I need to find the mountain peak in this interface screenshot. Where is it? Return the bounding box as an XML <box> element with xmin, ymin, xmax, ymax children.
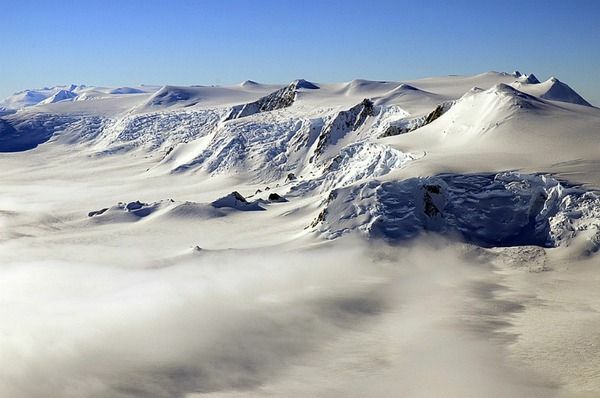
<box><xmin>240</xmin><ymin>80</ymin><xmax>259</xmax><ymax>87</ymax></box>
<box><xmin>291</xmin><ymin>79</ymin><xmax>319</xmax><ymax>90</ymax></box>
<box><xmin>540</xmin><ymin>77</ymin><xmax>592</xmax><ymax>106</ymax></box>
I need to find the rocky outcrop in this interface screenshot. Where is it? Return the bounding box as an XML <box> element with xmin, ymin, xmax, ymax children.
<box><xmin>423</xmin><ymin>184</ymin><xmax>442</xmax><ymax>217</ymax></box>
<box><xmin>211</xmin><ymin>191</ymin><xmax>264</xmax><ymax>211</ymax></box>
<box><xmin>379</xmin><ymin>124</ymin><xmax>411</xmax><ymax>138</ymax></box>
<box><xmin>312</xmin><ymin>99</ymin><xmax>375</xmax><ymax>160</ymax></box>
<box><xmin>226</xmin><ymin>79</ymin><xmax>319</xmax><ymax>121</ymax></box>
<box><xmin>379</xmin><ymin>101</ymin><xmax>454</xmax><ymax>138</ymax></box>
<box><xmin>87</xmin><ymin>200</ymin><xmax>172</xmax><ymax>221</ymax></box>
<box><xmin>88</xmin><ymin>208</ymin><xmax>109</xmax><ymax>217</ymax></box>
<box><xmin>268</xmin><ymin>193</ymin><xmax>287</xmax><ymax>202</ymax></box>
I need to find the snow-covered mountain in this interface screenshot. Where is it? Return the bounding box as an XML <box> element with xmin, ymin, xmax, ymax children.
<box><xmin>1</xmin><ymin>71</ymin><xmax>600</xmax><ymax>398</ymax></box>
<box><xmin>0</xmin><ymin>72</ymin><xmax>598</xmax><ymax>246</ymax></box>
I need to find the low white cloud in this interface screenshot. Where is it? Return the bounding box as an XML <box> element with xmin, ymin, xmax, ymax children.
<box><xmin>0</xmin><ymin>237</ymin><xmax>561</xmax><ymax>397</ymax></box>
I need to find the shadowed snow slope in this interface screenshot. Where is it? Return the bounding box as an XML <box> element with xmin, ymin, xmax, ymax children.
<box><xmin>512</xmin><ymin>77</ymin><xmax>592</xmax><ymax>107</ymax></box>
<box><xmin>39</xmin><ymin>89</ymin><xmax>78</xmax><ymax>105</ymax></box>
<box><xmin>109</xmin><ymin>87</ymin><xmax>146</xmax><ymax>95</ymax></box>
<box><xmin>383</xmin><ymin>83</ymin><xmax>600</xmax><ymax>168</ymax></box>
<box><xmin>315</xmin><ymin>172</ymin><xmax>600</xmax><ymax>249</ymax></box>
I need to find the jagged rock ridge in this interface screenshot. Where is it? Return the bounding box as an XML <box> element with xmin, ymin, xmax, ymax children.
<box><xmin>226</xmin><ymin>79</ymin><xmax>319</xmax><ymax>121</ymax></box>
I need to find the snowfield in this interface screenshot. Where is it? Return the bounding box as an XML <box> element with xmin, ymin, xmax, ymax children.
<box><xmin>1</xmin><ymin>71</ymin><xmax>600</xmax><ymax>398</ymax></box>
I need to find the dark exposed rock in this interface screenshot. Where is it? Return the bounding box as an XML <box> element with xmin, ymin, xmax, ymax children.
<box><xmin>126</xmin><ymin>201</ymin><xmax>146</xmax><ymax>211</ymax></box>
<box><xmin>378</xmin><ymin>101</ymin><xmax>454</xmax><ymax>139</ymax></box>
<box><xmin>423</xmin><ymin>192</ymin><xmax>441</xmax><ymax>217</ymax></box>
<box><xmin>312</xmin><ymin>98</ymin><xmax>375</xmax><ymax>161</ymax></box>
<box><xmin>423</xmin><ymin>184</ymin><xmax>443</xmax><ymax>217</ymax></box>
<box><xmin>309</xmin><ymin>208</ymin><xmax>328</xmax><ymax>228</ymax></box>
<box><xmin>88</xmin><ymin>208</ymin><xmax>109</xmax><ymax>217</ymax></box>
<box><xmin>268</xmin><ymin>193</ymin><xmax>287</xmax><ymax>202</ymax></box>
<box><xmin>379</xmin><ymin>125</ymin><xmax>410</xmax><ymax>138</ymax></box>
<box><xmin>424</xmin><ymin>103</ymin><xmax>449</xmax><ymax>124</ymax></box>
<box><xmin>211</xmin><ymin>191</ymin><xmax>264</xmax><ymax>211</ymax></box>
<box><xmin>231</xmin><ymin>191</ymin><xmax>247</xmax><ymax>202</ymax></box>
<box><xmin>424</xmin><ymin>184</ymin><xmax>441</xmax><ymax>194</ymax></box>
<box><xmin>286</xmin><ymin>173</ymin><xmax>297</xmax><ymax>181</ymax></box>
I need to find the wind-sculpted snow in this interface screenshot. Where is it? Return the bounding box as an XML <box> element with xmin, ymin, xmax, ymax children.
<box><xmin>316</xmin><ymin>172</ymin><xmax>600</xmax><ymax>249</ymax></box>
<box><xmin>87</xmin><ymin>200</ymin><xmax>173</xmax><ymax>223</ymax></box>
<box><xmin>0</xmin><ymin>85</ymin><xmax>84</xmax><ymax>109</ymax></box>
<box><xmin>370</xmin><ymin>105</ymin><xmax>410</xmax><ymax>137</ymax></box>
<box><xmin>39</xmin><ymin>89</ymin><xmax>78</xmax><ymax>105</ymax></box>
<box><xmin>291</xmin><ymin>142</ymin><xmax>417</xmax><ymax>194</ymax></box>
<box><xmin>170</xmin><ymin>102</ymin><xmax>419</xmax><ymax>182</ymax></box>
<box><xmin>143</xmin><ymin>85</ymin><xmax>194</xmax><ymax>107</ymax></box>
<box><xmin>173</xmin><ymin>115</ymin><xmax>320</xmax><ymax>178</ymax></box>
<box><xmin>98</xmin><ymin>109</ymin><xmax>223</xmax><ymax>152</ymax></box>
<box><xmin>109</xmin><ymin>87</ymin><xmax>146</xmax><ymax>95</ymax></box>
<box><xmin>512</xmin><ymin>77</ymin><xmax>592</xmax><ymax>107</ymax></box>
<box><xmin>86</xmin><ymin>198</ymin><xmax>242</xmax><ymax>224</ymax></box>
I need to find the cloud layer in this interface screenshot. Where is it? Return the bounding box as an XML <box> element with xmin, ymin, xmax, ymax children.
<box><xmin>0</xmin><ymin>238</ymin><xmax>560</xmax><ymax>397</ymax></box>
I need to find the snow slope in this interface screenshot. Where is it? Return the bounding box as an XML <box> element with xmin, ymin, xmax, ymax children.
<box><xmin>512</xmin><ymin>76</ymin><xmax>593</xmax><ymax>107</ymax></box>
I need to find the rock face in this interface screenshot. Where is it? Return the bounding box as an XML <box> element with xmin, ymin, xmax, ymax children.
<box><xmin>379</xmin><ymin>101</ymin><xmax>454</xmax><ymax>138</ymax></box>
<box><xmin>423</xmin><ymin>102</ymin><xmax>450</xmax><ymax>124</ymax></box>
<box><xmin>312</xmin><ymin>98</ymin><xmax>375</xmax><ymax>160</ymax></box>
<box><xmin>521</xmin><ymin>74</ymin><xmax>540</xmax><ymax>84</ymax></box>
<box><xmin>268</xmin><ymin>193</ymin><xmax>287</xmax><ymax>202</ymax></box>
<box><xmin>379</xmin><ymin>124</ymin><xmax>410</xmax><ymax>138</ymax></box>
<box><xmin>423</xmin><ymin>184</ymin><xmax>443</xmax><ymax>217</ymax></box>
<box><xmin>88</xmin><ymin>208</ymin><xmax>109</xmax><ymax>217</ymax></box>
<box><xmin>226</xmin><ymin>79</ymin><xmax>319</xmax><ymax>121</ymax></box>
<box><xmin>126</xmin><ymin>201</ymin><xmax>146</xmax><ymax>211</ymax></box>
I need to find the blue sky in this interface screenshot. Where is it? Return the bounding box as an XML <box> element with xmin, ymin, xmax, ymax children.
<box><xmin>1</xmin><ymin>0</ymin><xmax>599</xmax><ymax>104</ymax></box>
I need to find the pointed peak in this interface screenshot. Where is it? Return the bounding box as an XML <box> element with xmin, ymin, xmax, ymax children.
<box><xmin>525</xmin><ymin>74</ymin><xmax>540</xmax><ymax>84</ymax></box>
<box><xmin>463</xmin><ymin>86</ymin><xmax>484</xmax><ymax>97</ymax></box>
<box><xmin>514</xmin><ymin>73</ymin><xmax>540</xmax><ymax>85</ymax></box>
<box><xmin>396</xmin><ymin>83</ymin><xmax>420</xmax><ymax>91</ymax></box>
<box><xmin>291</xmin><ymin>79</ymin><xmax>319</xmax><ymax>90</ymax></box>
<box><xmin>481</xmin><ymin>83</ymin><xmax>540</xmax><ymax>105</ymax></box>
<box><xmin>240</xmin><ymin>80</ymin><xmax>259</xmax><ymax>87</ymax></box>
